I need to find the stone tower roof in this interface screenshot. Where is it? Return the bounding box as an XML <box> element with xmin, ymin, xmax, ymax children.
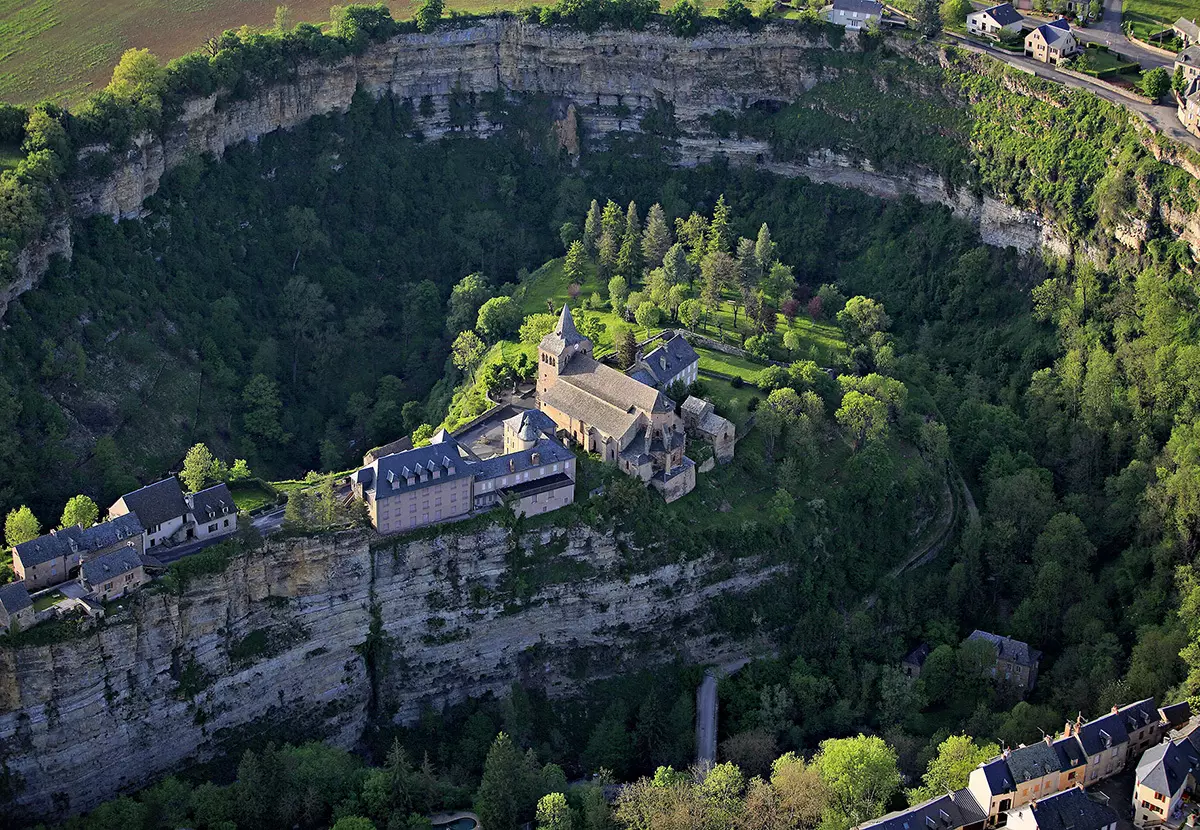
<box><xmin>539</xmin><ymin>304</ymin><xmax>591</xmax><ymax>358</ymax></box>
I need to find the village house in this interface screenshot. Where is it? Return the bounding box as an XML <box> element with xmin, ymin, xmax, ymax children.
<box><xmin>627</xmin><ymin>331</ymin><xmax>699</xmax><ymax>392</ymax></box>
<box><xmin>968</xmin><ymin>757</ymin><xmax>1019</xmax><ymax>826</ymax></box>
<box><xmin>12</xmin><ymin>512</ymin><xmax>146</xmax><ymax>591</ymax></box>
<box><xmin>350</xmin><ymin>421</ymin><xmax>577</xmax><ymax>534</ymax></box>
<box><xmin>900</xmin><ymin>643</ymin><xmax>932</xmax><ymax>679</ymax></box>
<box><xmin>1005</xmin><ymin>787</ymin><xmax>1119</xmax><ymax>830</ymax></box>
<box><xmin>1132</xmin><ymin>714</ymin><xmax>1200</xmax><ymax>828</ymax></box>
<box><xmin>968</xmin><ymin>3</ymin><xmax>1024</xmax><ymax>39</ymax></box>
<box><xmin>109</xmin><ymin>477</ymin><xmax>238</xmax><ymax>549</ymax></box>
<box><xmin>821</xmin><ymin>0</ymin><xmax>883</xmax><ymax>29</ymax></box>
<box><xmin>187</xmin><ymin>483</ymin><xmax>238</xmax><ymax>541</ymax></box>
<box><xmin>967</xmin><ymin>630</ymin><xmax>1041</xmax><ymax>693</ymax></box>
<box><xmin>1176</xmin><ymin>46</ymin><xmax>1200</xmax><ymax>84</ymax></box>
<box><xmin>1006</xmin><ymin>740</ymin><xmax>1067</xmax><ymax>808</ymax></box>
<box><xmin>681</xmin><ymin>396</ymin><xmax>736</xmax><ymax>464</ymax></box>
<box><xmin>1175</xmin><ymin>17</ymin><xmax>1200</xmax><ymax>47</ymax></box>
<box><xmin>1051</xmin><ymin>735</ymin><xmax>1089</xmax><ymax>791</ymax></box>
<box><xmin>0</xmin><ymin>581</ymin><xmax>33</xmax><ymax>635</ymax></box>
<box><xmin>1065</xmin><ymin>710</ymin><xmax>1131</xmax><ymax>784</ymax></box>
<box><xmin>80</xmin><ymin>546</ymin><xmax>149</xmax><ymax>604</ymax></box>
<box><xmin>858</xmin><ymin>788</ymin><xmax>986</xmax><ymax>830</ymax></box>
<box><xmin>1178</xmin><ymin>78</ymin><xmax>1200</xmax><ymax>138</ymax></box>
<box><xmin>1123</xmin><ymin>698</ymin><xmax>1170</xmax><ymax>756</ymax></box>
<box><xmin>1025</xmin><ymin>19</ymin><xmax>1079</xmax><ymax>65</ymax></box>
<box><xmin>538</xmin><ymin>305</ymin><xmax>696</xmax><ymax>502</ymax></box>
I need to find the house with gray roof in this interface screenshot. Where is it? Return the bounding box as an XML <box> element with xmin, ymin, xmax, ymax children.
<box><xmin>967</xmin><ymin>630</ymin><xmax>1041</xmax><ymax>693</ymax></box>
<box><xmin>822</xmin><ymin>0</ymin><xmax>883</xmax><ymax>30</ymax></box>
<box><xmin>1025</xmin><ymin>19</ymin><xmax>1079</xmax><ymax>65</ymax></box>
<box><xmin>628</xmin><ymin>331</ymin><xmax>699</xmax><ymax>393</ymax></box>
<box><xmin>1175</xmin><ymin>17</ymin><xmax>1200</xmax><ymax>46</ymax></box>
<box><xmin>1006</xmin><ymin>787</ymin><xmax>1118</xmax><ymax>830</ymax></box>
<box><xmin>187</xmin><ymin>482</ymin><xmax>238</xmax><ymax>542</ymax></box>
<box><xmin>859</xmin><ymin>788</ymin><xmax>986</xmax><ymax>830</ymax></box>
<box><xmin>13</xmin><ymin>512</ymin><xmax>146</xmax><ymax>591</ymax></box>
<box><xmin>1063</xmin><ymin>709</ymin><xmax>1130</xmax><ymax>784</ymax></box>
<box><xmin>1176</xmin><ymin>45</ymin><xmax>1200</xmax><ymax>86</ymax></box>
<box><xmin>1005</xmin><ymin>741</ymin><xmax>1065</xmax><ymax>807</ymax></box>
<box><xmin>1132</xmin><ymin>716</ymin><xmax>1200</xmax><ymax>827</ymax></box>
<box><xmin>1120</xmin><ymin>698</ymin><xmax>1168</xmax><ymax>755</ymax></box>
<box><xmin>968</xmin><ymin>3</ymin><xmax>1024</xmax><ymax>39</ymax></box>
<box><xmin>79</xmin><ymin>546</ymin><xmax>148</xmax><ymax>603</ymax></box>
<box><xmin>968</xmin><ymin>757</ymin><xmax>1018</xmax><ymax>826</ymax></box>
<box><xmin>110</xmin><ymin>476</ymin><xmax>190</xmax><ymax>549</ymax></box>
<box><xmin>0</xmin><ymin>581</ymin><xmax>33</xmax><ymax>634</ymax></box>
<box><xmin>1161</xmin><ymin>702</ymin><xmax>1192</xmax><ymax>730</ymax></box>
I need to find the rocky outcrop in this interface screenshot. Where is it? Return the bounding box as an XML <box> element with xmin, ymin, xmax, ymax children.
<box><xmin>1</xmin><ymin>19</ymin><xmax>1099</xmax><ymax>320</ymax></box>
<box><xmin>0</xmin><ymin>522</ymin><xmax>779</xmax><ymax>821</ymax></box>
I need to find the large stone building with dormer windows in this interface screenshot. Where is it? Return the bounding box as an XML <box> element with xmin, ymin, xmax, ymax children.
<box><xmin>537</xmin><ymin>305</ymin><xmax>696</xmax><ymax>502</ymax></box>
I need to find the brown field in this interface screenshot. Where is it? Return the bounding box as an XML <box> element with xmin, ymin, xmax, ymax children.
<box><xmin>0</xmin><ymin>0</ymin><xmax>521</xmax><ymax>105</ymax></box>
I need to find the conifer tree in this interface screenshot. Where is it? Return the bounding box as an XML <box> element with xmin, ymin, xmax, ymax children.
<box><xmin>642</xmin><ymin>203</ymin><xmax>672</xmax><ymax>269</ymax></box>
<box><xmin>707</xmin><ymin>194</ymin><xmax>732</xmax><ymax>255</ymax></box>
<box><xmin>755</xmin><ymin>223</ymin><xmax>777</xmax><ymax>272</ymax></box>
<box><xmin>582</xmin><ymin>200</ymin><xmax>602</xmax><ymax>253</ymax></box>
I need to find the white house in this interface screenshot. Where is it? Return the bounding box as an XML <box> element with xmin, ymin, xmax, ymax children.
<box><xmin>967</xmin><ymin>3</ymin><xmax>1024</xmax><ymax>38</ymax></box>
<box><xmin>109</xmin><ymin>477</ymin><xmax>190</xmax><ymax>549</ymax></box>
<box><xmin>821</xmin><ymin>0</ymin><xmax>883</xmax><ymax>30</ymax></box>
<box><xmin>1024</xmin><ymin>19</ymin><xmax>1079</xmax><ymax>65</ymax></box>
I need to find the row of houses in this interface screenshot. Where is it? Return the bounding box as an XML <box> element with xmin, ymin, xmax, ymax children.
<box><xmin>0</xmin><ymin>477</ymin><xmax>239</xmax><ymax>634</ymax></box>
<box><xmin>860</xmin><ymin>699</ymin><xmax>1199</xmax><ymax>830</ymax></box>
<box><xmin>967</xmin><ymin>4</ymin><xmax>1081</xmax><ymax>65</ymax></box>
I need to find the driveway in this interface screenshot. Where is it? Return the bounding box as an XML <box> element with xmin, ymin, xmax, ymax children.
<box><xmin>252</xmin><ymin>506</ymin><xmax>286</xmax><ymax>537</ymax></box>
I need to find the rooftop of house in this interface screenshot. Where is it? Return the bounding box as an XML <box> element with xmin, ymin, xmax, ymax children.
<box><xmin>1176</xmin><ymin>17</ymin><xmax>1200</xmax><ymax>39</ymax></box>
<box><xmin>189</xmin><ymin>483</ymin><xmax>237</xmax><ymax>522</ymax></box>
<box><xmin>352</xmin><ymin>432</ymin><xmax>472</xmax><ymax>500</ymax></box>
<box><xmin>1075</xmin><ymin>711</ymin><xmax>1130</xmax><ymax>756</ymax></box>
<box><xmin>363</xmin><ymin>435</ymin><xmax>413</xmax><ymax>466</ymax></box>
<box><xmin>1178</xmin><ymin>45</ymin><xmax>1200</xmax><ymax>64</ymax></box>
<box><xmin>1052</xmin><ymin>735</ymin><xmax>1088</xmax><ymax>770</ymax></box>
<box><xmin>1030</xmin><ymin>18</ymin><xmax>1072</xmax><ymax>46</ymax></box>
<box><xmin>1019</xmin><ymin>787</ymin><xmax>1119</xmax><ymax>830</ymax></box>
<box><xmin>560</xmin><ymin>353</ymin><xmax>674</xmax><ymax>416</ymax></box>
<box><xmin>967</xmin><ymin>630</ymin><xmax>1041</xmax><ymax>667</ymax></box>
<box><xmin>1119</xmin><ymin>698</ymin><xmax>1161</xmax><ymax>733</ymax></box>
<box><xmin>903</xmin><ymin>643</ymin><xmax>932</xmax><ymax>667</ymax></box>
<box><xmin>1137</xmin><ymin>729</ymin><xmax>1200</xmax><ymax>796</ymax></box>
<box><xmin>539</xmin><ymin>304</ymin><xmax>591</xmax><ymax>357</ymax></box>
<box><xmin>0</xmin><ymin>580</ymin><xmax>32</xmax><ymax>616</ymax></box>
<box><xmin>14</xmin><ymin>513</ymin><xmax>145</xmax><ymax>568</ymax></box>
<box><xmin>503</xmin><ymin>409</ymin><xmax>559</xmax><ymax>443</ymax></box>
<box><xmin>81</xmin><ymin>545</ymin><xmax>143</xmax><ymax>587</ymax></box>
<box><xmin>541</xmin><ymin>378</ymin><xmax>642</xmax><ymax>443</ymax></box>
<box><xmin>474</xmin><ymin>438</ymin><xmax>574</xmax><ymax>481</ymax></box>
<box><xmin>681</xmin><ymin>396</ymin><xmax>714</xmax><ymax>420</ymax></box>
<box><xmin>979</xmin><ymin>756</ymin><xmax>1016</xmax><ymax>795</ymax></box>
<box><xmin>1161</xmin><ymin>702</ymin><xmax>1193</xmax><ymax>729</ymax></box>
<box><xmin>1006</xmin><ymin>741</ymin><xmax>1062</xmax><ymax>783</ymax></box>
<box><xmin>114</xmin><ymin>476</ymin><xmax>189</xmax><ymax>529</ymax></box>
<box><xmin>628</xmin><ymin>332</ymin><xmax>699</xmax><ymax>389</ymax></box>
<box><xmin>830</xmin><ymin>0</ymin><xmax>883</xmax><ymax>13</ymax></box>
<box><xmin>860</xmin><ymin>788</ymin><xmax>986</xmax><ymax>830</ymax></box>
<box><xmin>978</xmin><ymin>3</ymin><xmax>1023</xmax><ymax>25</ymax></box>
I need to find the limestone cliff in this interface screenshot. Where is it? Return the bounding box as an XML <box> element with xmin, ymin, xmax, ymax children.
<box><xmin>2</xmin><ymin>19</ymin><xmax>1091</xmax><ymax>320</ymax></box>
<box><xmin>0</xmin><ymin>522</ymin><xmax>779</xmax><ymax>821</ymax></box>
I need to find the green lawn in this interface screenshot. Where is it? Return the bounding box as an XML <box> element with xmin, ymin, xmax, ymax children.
<box><xmin>32</xmin><ymin>591</ymin><xmax>64</xmax><ymax>612</ymax></box>
<box><xmin>229</xmin><ymin>480</ymin><xmax>277</xmax><ymax>513</ymax></box>
<box><xmin>1075</xmin><ymin>45</ymin><xmax>1142</xmax><ymax>76</ymax></box>
<box><xmin>695</xmin><ymin>346</ymin><xmax>767</xmax><ymax>380</ymax></box>
<box><xmin>1124</xmin><ymin>0</ymin><xmax>1200</xmax><ymax>41</ymax></box>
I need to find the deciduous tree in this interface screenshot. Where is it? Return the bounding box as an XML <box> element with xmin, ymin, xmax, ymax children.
<box><xmin>60</xmin><ymin>495</ymin><xmax>99</xmax><ymax>530</ymax></box>
<box><xmin>181</xmin><ymin>443</ymin><xmax>216</xmax><ymax>493</ymax></box>
<box><xmin>5</xmin><ymin>505</ymin><xmax>39</xmax><ymax>546</ymax></box>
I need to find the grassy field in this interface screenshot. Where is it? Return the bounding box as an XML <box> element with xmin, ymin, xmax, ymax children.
<box><xmin>0</xmin><ymin>0</ymin><xmax>521</xmax><ymax>105</ymax></box>
<box><xmin>1124</xmin><ymin>0</ymin><xmax>1200</xmax><ymax>41</ymax></box>
<box><xmin>229</xmin><ymin>479</ymin><xmax>277</xmax><ymax>512</ymax></box>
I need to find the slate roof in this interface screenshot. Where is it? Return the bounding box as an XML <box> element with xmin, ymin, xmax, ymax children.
<box><xmin>1076</xmin><ymin>712</ymin><xmax>1129</xmax><ymax>756</ymax></box>
<box><xmin>560</xmin><ymin>354</ymin><xmax>674</xmax><ymax>416</ymax></box>
<box><xmin>682</xmin><ymin>396</ymin><xmax>713</xmax><ymax>420</ymax></box>
<box><xmin>14</xmin><ymin>513</ymin><xmax>145</xmax><ymax>568</ymax></box>
<box><xmin>1006</xmin><ymin>741</ymin><xmax>1062</xmax><ymax>782</ymax></box>
<box><xmin>0</xmin><ymin>581</ymin><xmax>32</xmax><ymax>615</ymax></box>
<box><xmin>1176</xmin><ymin>17</ymin><xmax>1200</xmax><ymax>40</ymax></box>
<box><xmin>1137</xmin><ymin>734</ymin><xmax>1200</xmax><ymax>797</ymax></box>
<box><xmin>474</xmin><ymin>439</ymin><xmax>574</xmax><ymax>481</ymax></box>
<box><xmin>630</xmin><ymin>332</ymin><xmax>699</xmax><ymax>389</ymax></box>
<box><xmin>1161</xmin><ymin>702</ymin><xmax>1193</xmax><ymax>729</ymax></box>
<box><xmin>542</xmin><ymin>375</ymin><xmax>643</xmax><ymax>442</ymax></box>
<box><xmin>355</xmin><ymin>434</ymin><xmax>471</xmax><ymax>501</ymax></box>
<box><xmin>1024</xmin><ymin>787</ymin><xmax>1119</xmax><ymax>830</ymax></box>
<box><xmin>1177</xmin><ymin>45</ymin><xmax>1200</xmax><ymax>65</ymax></box>
<box><xmin>1119</xmin><ymin>698</ymin><xmax>1161</xmax><ymax>733</ymax></box>
<box><xmin>81</xmin><ymin>545</ymin><xmax>143</xmax><ymax>586</ymax></box>
<box><xmin>979</xmin><ymin>757</ymin><xmax>1016</xmax><ymax>795</ymax></box>
<box><xmin>903</xmin><ymin>643</ymin><xmax>932</xmax><ymax>668</ymax></box>
<box><xmin>1031</xmin><ymin>19</ymin><xmax>1072</xmax><ymax>46</ymax></box>
<box><xmin>831</xmin><ymin>0</ymin><xmax>882</xmax><ymax>13</ymax></box>
<box><xmin>1052</xmin><ymin>735</ymin><xmax>1088</xmax><ymax>770</ymax></box>
<box><xmin>977</xmin><ymin>3</ymin><xmax>1023</xmax><ymax>25</ymax></box>
<box><xmin>967</xmin><ymin>630</ymin><xmax>1041</xmax><ymax>668</ymax></box>
<box><xmin>539</xmin><ymin>305</ymin><xmax>591</xmax><ymax>357</ymax></box>
<box><xmin>116</xmin><ymin>477</ymin><xmax>188</xmax><ymax>529</ymax></box>
<box><xmin>189</xmin><ymin>483</ymin><xmax>237</xmax><ymax>522</ymax></box>
<box><xmin>503</xmin><ymin>409</ymin><xmax>559</xmax><ymax>442</ymax></box>
<box><xmin>859</xmin><ymin>788</ymin><xmax>985</xmax><ymax>830</ymax></box>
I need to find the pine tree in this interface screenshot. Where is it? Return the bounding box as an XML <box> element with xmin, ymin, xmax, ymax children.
<box><xmin>642</xmin><ymin>203</ymin><xmax>672</xmax><ymax>268</ymax></box>
<box><xmin>600</xmin><ymin>200</ymin><xmax>623</xmax><ymax>240</ymax></box>
<box><xmin>582</xmin><ymin>200</ymin><xmax>602</xmax><ymax>253</ymax></box>
<box><xmin>564</xmin><ymin>240</ymin><xmax>589</xmax><ymax>284</ymax></box>
<box><xmin>707</xmin><ymin>194</ymin><xmax>732</xmax><ymax>255</ymax></box>
<box><xmin>618</xmin><ymin>201</ymin><xmax>642</xmax><ymax>278</ymax></box>
<box><xmin>663</xmin><ymin>243</ymin><xmax>691</xmax><ymax>287</ymax></box>
<box><xmin>755</xmin><ymin>223</ymin><xmax>777</xmax><ymax>272</ymax></box>
<box><xmin>475</xmin><ymin>732</ymin><xmax>531</xmax><ymax>830</ymax></box>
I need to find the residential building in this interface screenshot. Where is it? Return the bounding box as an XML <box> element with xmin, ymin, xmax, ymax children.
<box><xmin>80</xmin><ymin>546</ymin><xmax>149</xmax><ymax>604</ymax></box>
<box><xmin>109</xmin><ymin>477</ymin><xmax>190</xmax><ymax>549</ymax></box>
<box><xmin>1160</xmin><ymin>702</ymin><xmax>1193</xmax><ymax>730</ymax></box>
<box><xmin>1065</xmin><ymin>710</ymin><xmax>1130</xmax><ymax>784</ymax></box>
<box><xmin>627</xmin><ymin>331</ymin><xmax>699</xmax><ymax>392</ymax></box>
<box><xmin>968</xmin><ymin>757</ymin><xmax>1018</xmax><ymax>826</ymax></box>
<box><xmin>1175</xmin><ymin>17</ymin><xmax>1200</xmax><ymax>46</ymax></box>
<box><xmin>350</xmin><ymin>425</ymin><xmax>577</xmax><ymax>534</ymax></box>
<box><xmin>967</xmin><ymin>630</ymin><xmax>1041</xmax><ymax>693</ymax></box>
<box><xmin>1025</xmin><ymin>19</ymin><xmax>1079</xmax><ymax>65</ymax></box>
<box><xmin>0</xmin><ymin>581</ymin><xmax>33</xmax><ymax>635</ymax></box>
<box><xmin>1121</xmin><ymin>698</ymin><xmax>1168</xmax><ymax>756</ymax></box>
<box><xmin>538</xmin><ymin>306</ymin><xmax>695</xmax><ymax>502</ymax></box>
<box><xmin>821</xmin><ymin>0</ymin><xmax>883</xmax><ymax>30</ymax></box>
<box><xmin>858</xmin><ymin>788</ymin><xmax>986</xmax><ymax>830</ymax></box>
<box><xmin>12</xmin><ymin>513</ymin><xmax>146</xmax><ymax>590</ymax></box>
<box><xmin>1178</xmin><ymin>78</ymin><xmax>1200</xmax><ymax>138</ymax></box>
<box><xmin>900</xmin><ymin>642</ymin><xmax>932</xmax><ymax>679</ymax></box>
<box><xmin>1132</xmin><ymin>721</ymin><xmax>1200</xmax><ymax>828</ymax></box>
<box><xmin>1006</xmin><ymin>740</ymin><xmax>1066</xmax><ymax>808</ymax></box>
<box><xmin>1176</xmin><ymin>45</ymin><xmax>1200</xmax><ymax>84</ymax></box>
<box><xmin>502</xmin><ymin>409</ymin><xmax>560</xmax><ymax>455</ymax></box>
<box><xmin>1051</xmin><ymin>735</ymin><xmax>1089</xmax><ymax>791</ymax></box>
<box><xmin>188</xmin><ymin>483</ymin><xmax>238</xmax><ymax>542</ymax></box>
<box><xmin>1006</xmin><ymin>787</ymin><xmax>1119</xmax><ymax>830</ymax></box>
<box><xmin>968</xmin><ymin>3</ymin><xmax>1024</xmax><ymax>38</ymax></box>
<box><xmin>681</xmin><ymin>396</ymin><xmax>736</xmax><ymax>464</ymax></box>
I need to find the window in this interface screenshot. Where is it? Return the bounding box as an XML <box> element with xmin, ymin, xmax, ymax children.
<box><xmin>421</xmin><ymin>513</ymin><xmax>428</xmax><ymax>522</ymax></box>
<box><xmin>223</xmin><ymin>518</ymin><xmax>230</xmax><ymax>527</ymax></box>
<box><xmin>126</xmin><ymin>573</ymin><xmax>134</xmax><ymax>583</ymax></box>
<box><xmin>208</xmin><ymin>523</ymin><xmax>218</xmax><ymax>532</ymax></box>
<box><xmin>104</xmin><ymin>582</ymin><xmax>113</xmax><ymax>591</ymax></box>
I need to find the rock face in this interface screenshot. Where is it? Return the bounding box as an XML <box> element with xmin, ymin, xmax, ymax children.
<box><xmin>3</xmin><ymin>19</ymin><xmax>1089</xmax><ymax>320</ymax></box>
<box><xmin>0</xmin><ymin>523</ymin><xmax>779</xmax><ymax>821</ymax></box>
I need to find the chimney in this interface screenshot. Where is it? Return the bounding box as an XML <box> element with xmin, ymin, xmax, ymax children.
<box><xmin>508</xmin><ymin>458</ymin><xmax>515</xmax><ymax>472</ymax></box>
<box><xmin>1111</xmin><ymin>705</ymin><xmax>1120</xmax><ymax>715</ymax></box>
<box><xmin>635</xmin><ymin>350</ymin><xmax>643</xmax><ymax>364</ymax></box>
<box><xmin>1044</xmin><ymin>734</ymin><xmax>1054</xmax><ymax>747</ymax></box>
<box><xmin>531</xmin><ymin>451</ymin><xmax>540</xmax><ymax>466</ymax></box>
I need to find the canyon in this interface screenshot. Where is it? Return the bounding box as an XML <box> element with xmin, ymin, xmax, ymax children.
<box><xmin>0</xmin><ymin>522</ymin><xmax>779</xmax><ymax>820</ymax></box>
<box><xmin>2</xmin><ymin>18</ymin><xmax>1092</xmax><ymax>321</ymax></box>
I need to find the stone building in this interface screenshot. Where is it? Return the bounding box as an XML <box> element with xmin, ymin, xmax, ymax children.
<box><xmin>80</xmin><ymin>546</ymin><xmax>149</xmax><ymax>603</ymax></box>
<box><xmin>109</xmin><ymin>477</ymin><xmax>238</xmax><ymax>550</ymax></box>
<box><xmin>0</xmin><ymin>581</ymin><xmax>33</xmax><ymax>635</ymax></box>
<box><xmin>681</xmin><ymin>396</ymin><xmax>735</xmax><ymax>463</ymax></box>
<box><xmin>12</xmin><ymin>512</ymin><xmax>146</xmax><ymax>591</ymax></box>
<box><xmin>967</xmin><ymin>629</ymin><xmax>1041</xmax><ymax>693</ymax></box>
<box><xmin>628</xmin><ymin>331</ymin><xmax>699</xmax><ymax>392</ymax></box>
<box><xmin>537</xmin><ymin>305</ymin><xmax>695</xmax><ymax>502</ymax></box>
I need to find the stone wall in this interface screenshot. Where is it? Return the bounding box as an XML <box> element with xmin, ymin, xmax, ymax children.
<box><xmin>1</xmin><ymin>18</ymin><xmax>1110</xmax><ymax>320</ymax></box>
<box><xmin>0</xmin><ymin>522</ymin><xmax>780</xmax><ymax>821</ymax></box>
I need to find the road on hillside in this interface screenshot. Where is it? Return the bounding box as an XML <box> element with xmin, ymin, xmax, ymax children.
<box><xmin>149</xmin><ymin>507</ymin><xmax>287</xmax><ymax>565</ymax></box>
<box><xmin>696</xmin><ymin>671</ymin><xmax>719</xmax><ymax>769</ymax></box>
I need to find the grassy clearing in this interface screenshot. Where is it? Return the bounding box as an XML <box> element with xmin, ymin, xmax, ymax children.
<box><xmin>1124</xmin><ymin>0</ymin><xmax>1200</xmax><ymax>41</ymax></box>
<box><xmin>31</xmin><ymin>590</ymin><xmax>64</xmax><ymax>612</ymax></box>
<box><xmin>695</xmin><ymin>346</ymin><xmax>766</xmax><ymax>379</ymax></box>
<box><xmin>229</xmin><ymin>479</ymin><xmax>277</xmax><ymax>512</ymax></box>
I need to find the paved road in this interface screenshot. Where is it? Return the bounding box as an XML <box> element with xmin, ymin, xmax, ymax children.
<box><xmin>149</xmin><ymin>507</ymin><xmax>286</xmax><ymax>565</ymax></box>
<box><xmin>696</xmin><ymin>671</ymin><xmax>718</xmax><ymax>769</ymax></box>
<box><xmin>252</xmin><ymin>506</ymin><xmax>286</xmax><ymax>536</ymax></box>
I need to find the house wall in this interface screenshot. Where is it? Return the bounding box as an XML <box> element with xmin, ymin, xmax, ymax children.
<box><xmin>1056</xmin><ymin>763</ymin><xmax>1085</xmax><ymax>792</ymax></box>
<box><xmin>374</xmin><ymin>477</ymin><xmax>472</xmax><ymax>534</ymax></box>
<box><xmin>145</xmin><ymin>515</ymin><xmax>186</xmax><ymax>549</ymax></box>
<box><xmin>475</xmin><ymin>457</ymin><xmax>576</xmax><ymax>502</ymax></box>
<box><xmin>1133</xmin><ymin>780</ymin><xmax>1179</xmax><ymax>827</ymax></box>
<box><xmin>193</xmin><ymin>514</ymin><xmax>237</xmax><ymax>542</ymax></box>
<box><xmin>1013</xmin><ymin>770</ymin><xmax>1061</xmax><ymax>808</ymax></box>
<box><xmin>512</xmin><ymin>482</ymin><xmax>576</xmax><ymax>518</ymax></box>
<box><xmin>968</xmin><ymin>768</ymin><xmax>1014</xmax><ymax>827</ymax></box>
<box><xmin>1177</xmin><ymin>60</ymin><xmax>1200</xmax><ymax>83</ymax></box>
<box><xmin>826</xmin><ymin>7</ymin><xmax>880</xmax><ymax>29</ymax></box>
<box><xmin>0</xmin><ymin>604</ymin><xmax>34</xmax><ymax>635</ymax></box>
<box><xmin>16</xmin><ymin>553</ymin><xmax>76</xmax><ymax>591</ymax></box>
<box><xmin>967</xmin><ymin>14</ymin><xmax>1021</xmax><ymax>37</ymax></box>
<box><xmin>87</xmin><ymin>565</ymin><xmax>148</xmax><ymax>604</ymax></box>
<box><xmin>1085</xmin><ymin>744</ymin><xmax>1128</xmax><ymax>783</ymax></box>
